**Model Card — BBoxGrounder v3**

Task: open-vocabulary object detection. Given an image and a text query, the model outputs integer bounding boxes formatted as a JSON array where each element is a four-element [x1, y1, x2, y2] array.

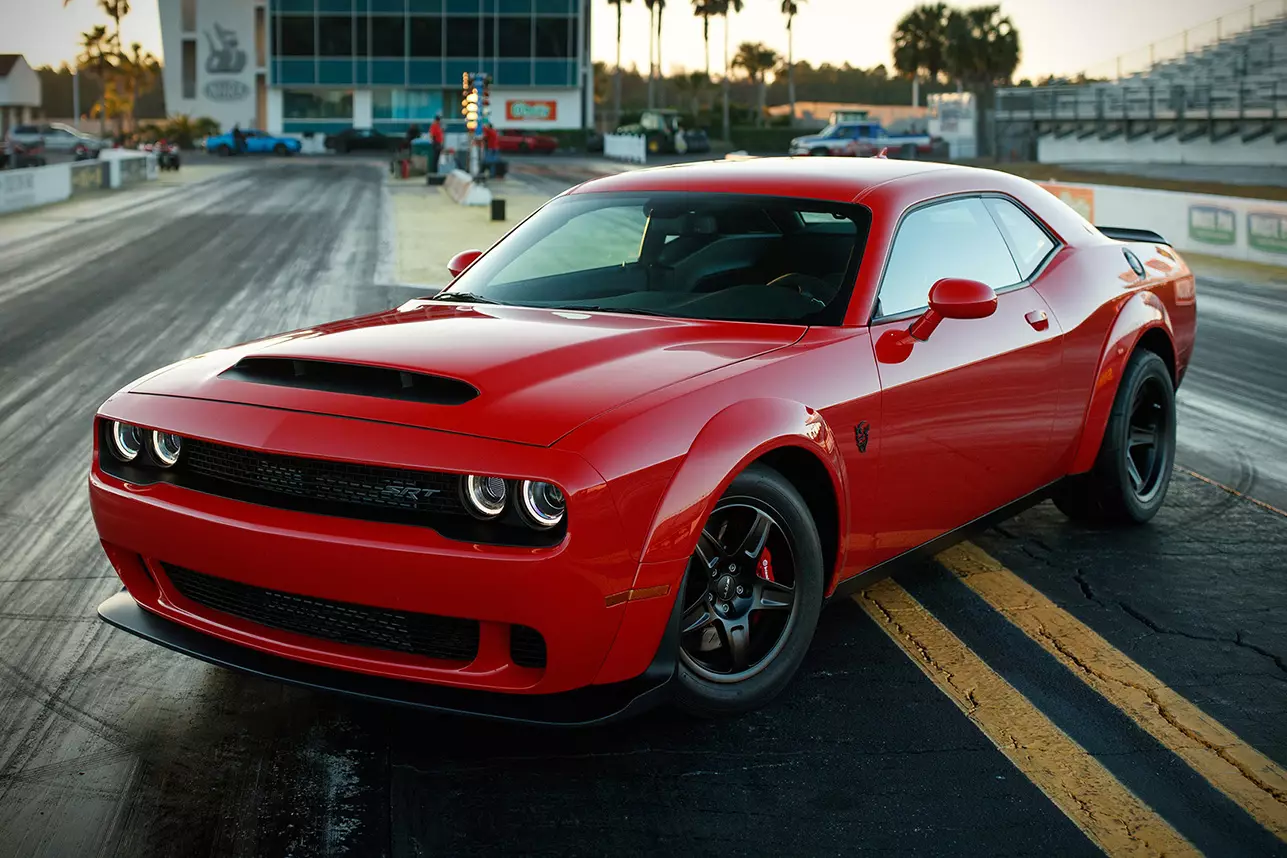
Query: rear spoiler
[[1096, 226, 1171, 246]]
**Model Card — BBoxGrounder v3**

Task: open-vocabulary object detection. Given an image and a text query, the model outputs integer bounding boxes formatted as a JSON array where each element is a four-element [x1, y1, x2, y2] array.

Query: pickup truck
[[788, 122, 936, 158]]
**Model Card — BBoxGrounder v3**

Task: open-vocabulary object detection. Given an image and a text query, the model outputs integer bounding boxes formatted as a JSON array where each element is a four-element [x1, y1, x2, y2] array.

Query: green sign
[[1188, 205, 1235, 246], [1248, 211, 1287, 254]]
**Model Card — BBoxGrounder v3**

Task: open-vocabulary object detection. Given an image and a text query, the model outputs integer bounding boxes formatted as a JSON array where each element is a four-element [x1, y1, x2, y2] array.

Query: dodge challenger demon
[[90, 158, 1196, 723]]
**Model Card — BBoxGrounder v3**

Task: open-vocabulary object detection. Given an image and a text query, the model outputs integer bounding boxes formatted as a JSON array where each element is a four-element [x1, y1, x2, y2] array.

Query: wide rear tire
[[674, 464, 823, 717], [1054, 349, 1176, 525]]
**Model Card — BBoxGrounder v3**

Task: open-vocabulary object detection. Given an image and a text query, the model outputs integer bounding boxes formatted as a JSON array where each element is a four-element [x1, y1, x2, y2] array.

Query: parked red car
[[496, 128, 558, 154], [90, 158, 1196, 723]]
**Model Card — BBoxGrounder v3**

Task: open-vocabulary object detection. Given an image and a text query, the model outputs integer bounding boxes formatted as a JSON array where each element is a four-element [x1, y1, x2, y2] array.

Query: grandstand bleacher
[[994, 7, 1287, 165]]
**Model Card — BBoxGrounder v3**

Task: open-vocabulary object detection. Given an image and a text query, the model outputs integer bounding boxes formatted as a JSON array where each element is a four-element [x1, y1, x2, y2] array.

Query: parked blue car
[[204, 129, 301, 156]]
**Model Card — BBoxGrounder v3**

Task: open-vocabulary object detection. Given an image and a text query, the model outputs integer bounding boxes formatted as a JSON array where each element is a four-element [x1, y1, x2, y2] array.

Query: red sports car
[[90, 158, 1196, 723], [496, 128, 558, 154]]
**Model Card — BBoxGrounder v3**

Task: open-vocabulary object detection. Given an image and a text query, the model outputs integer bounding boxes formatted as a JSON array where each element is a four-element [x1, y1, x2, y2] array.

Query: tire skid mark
[[0, 163, 387, 857]]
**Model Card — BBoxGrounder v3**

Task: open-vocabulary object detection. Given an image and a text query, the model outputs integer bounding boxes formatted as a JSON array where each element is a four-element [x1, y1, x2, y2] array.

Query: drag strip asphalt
[[0, 162, 1284, 856]]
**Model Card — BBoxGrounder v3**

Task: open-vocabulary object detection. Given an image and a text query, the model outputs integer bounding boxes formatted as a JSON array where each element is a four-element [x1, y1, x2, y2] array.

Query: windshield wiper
[[428, 292, 505, 305], [546, 305, 674, 317]]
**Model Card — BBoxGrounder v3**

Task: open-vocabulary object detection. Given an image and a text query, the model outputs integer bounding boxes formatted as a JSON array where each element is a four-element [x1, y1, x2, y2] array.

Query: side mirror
[[908, 278, 998, 341], [447, 249, 483, 279]]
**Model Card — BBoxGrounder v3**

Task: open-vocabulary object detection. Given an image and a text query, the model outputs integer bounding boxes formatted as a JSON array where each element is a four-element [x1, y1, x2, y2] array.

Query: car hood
[[131, 302, 805, 447]]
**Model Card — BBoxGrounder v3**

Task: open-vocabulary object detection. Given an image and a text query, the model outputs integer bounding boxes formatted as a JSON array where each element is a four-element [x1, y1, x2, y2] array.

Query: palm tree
[[781, 0, 805, 126], [98, 0, 130, 50], [77, 25, 114, 136], [716, 0, 743, 139], [732, 41, 779, 127], [654, 0, 666, 107], [607, 0, 633, 125], [944, 5, 1020, 90], [672, 70, 711, 116], [692, 0, 718, 78], [121, 42, 159, 134], [892, 3, 949, 106], [644, 0, 659, 108]]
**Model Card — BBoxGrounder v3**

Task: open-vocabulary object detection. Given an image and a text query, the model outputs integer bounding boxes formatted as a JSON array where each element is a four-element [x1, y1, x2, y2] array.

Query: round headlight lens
[[519, 480, 565, 529], [149, 431, 183, 467], [109, 421, 144, 462], [462, 474, 508, 518]]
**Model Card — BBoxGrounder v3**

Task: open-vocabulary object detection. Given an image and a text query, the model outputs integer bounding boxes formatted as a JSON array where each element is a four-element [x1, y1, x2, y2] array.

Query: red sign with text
[[505, 100, 558, 122]]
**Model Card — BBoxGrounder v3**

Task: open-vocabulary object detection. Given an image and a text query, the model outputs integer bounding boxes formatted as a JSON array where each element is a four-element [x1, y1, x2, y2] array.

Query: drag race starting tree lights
[[461, 72, 492, 177]]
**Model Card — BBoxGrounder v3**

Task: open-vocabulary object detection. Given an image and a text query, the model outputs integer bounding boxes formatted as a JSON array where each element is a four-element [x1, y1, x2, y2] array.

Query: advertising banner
[[1039, 181, 1287, 264], [69, 161, 107, 196], [506, 100, 558, 122]]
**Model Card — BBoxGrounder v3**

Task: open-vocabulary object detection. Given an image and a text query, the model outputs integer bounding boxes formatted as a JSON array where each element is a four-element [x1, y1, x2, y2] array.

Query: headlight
[[462, 474, 507, 518], [108, 421, 143, 462], [518, 480, 565, 529], [149, 431, 183, 467]]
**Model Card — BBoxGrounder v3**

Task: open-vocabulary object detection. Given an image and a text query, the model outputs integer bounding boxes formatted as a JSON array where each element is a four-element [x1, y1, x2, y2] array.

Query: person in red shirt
[[482, 121, 500, 177], [428, 114, 445, 173]]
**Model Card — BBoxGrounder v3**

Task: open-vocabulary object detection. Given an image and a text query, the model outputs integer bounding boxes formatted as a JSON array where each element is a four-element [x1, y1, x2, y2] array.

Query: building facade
[[0, 55, 42, 137], [157, 0, 592, 136]]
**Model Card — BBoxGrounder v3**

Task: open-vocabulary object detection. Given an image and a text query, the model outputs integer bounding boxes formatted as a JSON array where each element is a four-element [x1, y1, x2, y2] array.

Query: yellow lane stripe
[[940, 542, 1287, 841], [857, 580, 1196, 858]]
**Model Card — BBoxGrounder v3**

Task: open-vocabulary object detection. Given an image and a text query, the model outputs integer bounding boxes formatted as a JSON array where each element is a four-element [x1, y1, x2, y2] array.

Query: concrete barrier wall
[[1040, 180, 1287, 265], [1038, 135, 1287, 168], [0, 152, 157, 217], [0, 164, 72, 214], [604, 134, 647, 164]]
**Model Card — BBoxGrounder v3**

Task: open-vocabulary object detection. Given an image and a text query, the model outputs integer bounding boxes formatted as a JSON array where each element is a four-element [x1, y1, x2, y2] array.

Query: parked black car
[[324, 128, 400, 154]]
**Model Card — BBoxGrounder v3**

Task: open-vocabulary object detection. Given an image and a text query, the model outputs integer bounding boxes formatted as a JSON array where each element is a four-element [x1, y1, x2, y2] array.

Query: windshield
[[817, 124, 839, 138], [442, 192, 871, 326]]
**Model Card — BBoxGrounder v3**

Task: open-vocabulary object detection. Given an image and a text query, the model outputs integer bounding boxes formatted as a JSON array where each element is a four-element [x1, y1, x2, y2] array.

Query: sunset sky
[[0, 0, 1258, 82]]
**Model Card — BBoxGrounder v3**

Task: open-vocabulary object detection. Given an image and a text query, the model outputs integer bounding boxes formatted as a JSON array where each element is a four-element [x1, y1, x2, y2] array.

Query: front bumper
[[90, 393, 685, 703], [99, 590, 676, 725]]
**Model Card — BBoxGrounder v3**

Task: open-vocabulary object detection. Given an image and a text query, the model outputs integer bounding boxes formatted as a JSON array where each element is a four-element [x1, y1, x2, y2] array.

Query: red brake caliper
[[756, 547, 775, 583]]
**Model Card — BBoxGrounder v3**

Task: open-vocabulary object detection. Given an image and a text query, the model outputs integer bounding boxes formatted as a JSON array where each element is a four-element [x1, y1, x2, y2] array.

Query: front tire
[[674, 464, 824, 717], [274, 143, 288, 155], [1054, 349, 1176, 525], [810, 147, 830, 157]]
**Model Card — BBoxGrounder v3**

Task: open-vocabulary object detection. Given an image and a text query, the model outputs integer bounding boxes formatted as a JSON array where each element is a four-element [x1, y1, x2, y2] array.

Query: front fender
[[638, 397, 847, 569], [1067, 290, 1173, 475], [591, 398, 848, 687]]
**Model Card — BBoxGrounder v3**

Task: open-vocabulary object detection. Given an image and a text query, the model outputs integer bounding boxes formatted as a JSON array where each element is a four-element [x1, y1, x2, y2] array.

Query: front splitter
[[98, 591, 674, 727]]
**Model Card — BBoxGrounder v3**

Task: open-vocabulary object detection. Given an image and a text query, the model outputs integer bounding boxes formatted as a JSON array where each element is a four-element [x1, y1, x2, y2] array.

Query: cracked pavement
[[0, 159, 1285, 855]]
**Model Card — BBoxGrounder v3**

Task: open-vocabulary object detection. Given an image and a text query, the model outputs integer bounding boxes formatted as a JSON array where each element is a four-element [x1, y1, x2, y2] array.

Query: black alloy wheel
[[274, 143, 288, 155], [1053, 349, 1176, 525], [674, 465, 823, 716], [1124, 374, 1171, 504]]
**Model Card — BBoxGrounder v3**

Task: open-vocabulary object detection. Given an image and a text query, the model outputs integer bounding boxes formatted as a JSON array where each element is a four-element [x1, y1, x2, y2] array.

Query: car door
[[869, 195, 1064, 558], [244, 131, 265, 153]]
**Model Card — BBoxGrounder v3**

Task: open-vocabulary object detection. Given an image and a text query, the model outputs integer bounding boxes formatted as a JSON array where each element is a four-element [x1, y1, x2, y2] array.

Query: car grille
[[510, 625, 548, 669], [181, 439, 466, 521], [164, 564, 480, 663]]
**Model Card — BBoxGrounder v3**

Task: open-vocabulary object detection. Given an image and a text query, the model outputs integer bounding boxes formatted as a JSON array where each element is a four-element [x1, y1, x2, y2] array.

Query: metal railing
[[1080, 0, 1287, 81], [996, 81, 1287, 122]]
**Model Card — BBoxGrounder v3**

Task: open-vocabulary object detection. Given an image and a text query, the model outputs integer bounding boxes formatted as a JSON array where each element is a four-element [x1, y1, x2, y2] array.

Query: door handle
[[1025, 310, 1049, 332]]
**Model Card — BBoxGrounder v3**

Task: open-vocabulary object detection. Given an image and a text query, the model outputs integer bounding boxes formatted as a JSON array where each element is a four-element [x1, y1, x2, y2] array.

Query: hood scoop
[[219, 357, 479, 406]]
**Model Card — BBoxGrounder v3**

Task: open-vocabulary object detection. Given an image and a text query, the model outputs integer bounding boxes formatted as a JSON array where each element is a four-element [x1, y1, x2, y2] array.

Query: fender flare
[[637, 397, 849, 584], [1067, 291, 1175, 475]]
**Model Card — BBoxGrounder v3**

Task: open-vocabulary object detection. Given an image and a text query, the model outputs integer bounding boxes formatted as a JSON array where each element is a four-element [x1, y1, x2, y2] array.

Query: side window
[[986, 198, 1057, 280], [877, 197, 1021, 318]]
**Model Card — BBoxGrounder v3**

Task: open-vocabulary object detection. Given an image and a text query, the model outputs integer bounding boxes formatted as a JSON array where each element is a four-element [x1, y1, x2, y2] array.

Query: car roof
[[571, 156, 958, 204]]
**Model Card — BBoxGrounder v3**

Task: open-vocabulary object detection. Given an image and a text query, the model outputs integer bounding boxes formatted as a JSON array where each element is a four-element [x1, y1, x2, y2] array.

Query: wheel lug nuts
[[736, 586, 745, 595]]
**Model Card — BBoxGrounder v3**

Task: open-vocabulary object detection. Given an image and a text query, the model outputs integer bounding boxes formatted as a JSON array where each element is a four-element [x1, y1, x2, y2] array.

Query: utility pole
[[73, 69, 80, 126]]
